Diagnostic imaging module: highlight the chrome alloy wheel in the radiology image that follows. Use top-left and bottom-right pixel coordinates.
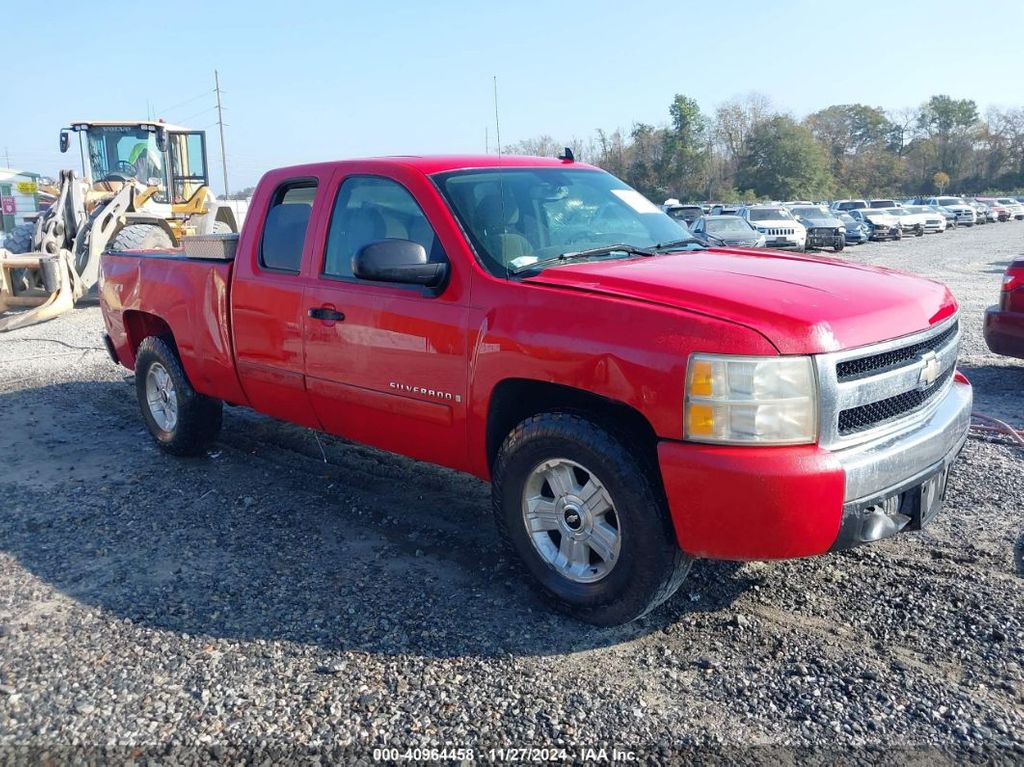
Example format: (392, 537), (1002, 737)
(145, 362), (178, 432)
(521, 458), (621, 583)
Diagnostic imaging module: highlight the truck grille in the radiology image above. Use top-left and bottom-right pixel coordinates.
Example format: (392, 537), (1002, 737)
(815, 316), (961, 448)
(836, 321), (959, 381)
(760, 227), (795, 236)
(838, 367), (954, 435)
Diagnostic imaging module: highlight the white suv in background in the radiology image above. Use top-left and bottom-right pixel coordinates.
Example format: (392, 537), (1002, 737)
(925, 196), (977, 226)
(738, 205), (807, 249)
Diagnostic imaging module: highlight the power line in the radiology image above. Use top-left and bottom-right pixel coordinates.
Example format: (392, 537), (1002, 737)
(155, 90), (215, 117)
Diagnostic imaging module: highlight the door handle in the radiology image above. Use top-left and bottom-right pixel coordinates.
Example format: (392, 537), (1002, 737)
(308, 306), (345, 322)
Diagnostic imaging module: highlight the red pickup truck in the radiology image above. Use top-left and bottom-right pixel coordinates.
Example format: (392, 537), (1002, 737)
(99, 155), (972, 625)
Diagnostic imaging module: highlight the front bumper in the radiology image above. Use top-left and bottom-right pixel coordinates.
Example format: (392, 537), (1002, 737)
(984, 305), (1024, 358)
(869, 225), (900, 240)
(658, 379), (972, 560)
(805, 229), (841, 248)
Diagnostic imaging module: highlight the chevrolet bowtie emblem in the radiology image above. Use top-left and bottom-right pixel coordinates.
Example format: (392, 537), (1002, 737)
(917, 351), (941, 389)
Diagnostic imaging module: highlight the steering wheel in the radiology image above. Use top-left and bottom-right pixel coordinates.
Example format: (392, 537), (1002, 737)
(114, 160), (137, 176)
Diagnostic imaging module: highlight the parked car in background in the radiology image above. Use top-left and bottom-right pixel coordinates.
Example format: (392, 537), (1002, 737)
(787, 205), (845, 252)
(897, 205), (946, 234)
(886, 208), (925, 236)
(996, 197), (1024, 220)
(738, 205), (807, 249)
(831, 199), (868, 213)
(849, 208), (902, 241)
(709, 203), (741, 216)
(837, 212), (871, 244)
(977, 198), (1010, 222)
(924, 197), (976, 226)
(868, 198), (900, 209)
(690, 215), (766, 248)
(661, 201), (705, 226)
(984, 258), (1024, 359)
(933, 206), (959, 228)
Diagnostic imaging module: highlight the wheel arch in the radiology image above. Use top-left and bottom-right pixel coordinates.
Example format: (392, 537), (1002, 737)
(485, 378), (660, 476)
(121, 310), (175, 368)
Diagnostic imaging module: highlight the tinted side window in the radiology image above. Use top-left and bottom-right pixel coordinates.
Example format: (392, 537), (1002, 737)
(259, 181), (317, 273)
(323, 176), (446, 279)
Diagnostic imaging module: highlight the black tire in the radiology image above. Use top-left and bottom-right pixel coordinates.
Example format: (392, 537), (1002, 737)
(492, 412), (692, 625)
(109, 223), (174, 252)
(135, 336), (222, 457)
(915, 225), (924, 237)
(893, 228), (903, 241)
(3, 222), (36, 294)
(833, 234), (845, 253)
(3, 221), (34, 253)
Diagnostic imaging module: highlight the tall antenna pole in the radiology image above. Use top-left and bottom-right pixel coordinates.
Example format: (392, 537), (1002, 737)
(3, 147), (9, 168)
(214, 70), (230, 197)
(485, 126), (489, 154)
(492, 76), (502, 159)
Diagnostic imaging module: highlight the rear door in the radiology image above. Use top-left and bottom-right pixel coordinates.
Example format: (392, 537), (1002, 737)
(302, 171), (471, 470)
(231, 175), (327, 427)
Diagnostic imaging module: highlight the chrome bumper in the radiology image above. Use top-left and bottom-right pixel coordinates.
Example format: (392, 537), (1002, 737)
(835, 379), (972, 505)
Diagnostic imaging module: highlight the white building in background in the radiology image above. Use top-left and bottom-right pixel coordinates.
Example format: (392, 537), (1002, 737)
(0, 168), (45, 238)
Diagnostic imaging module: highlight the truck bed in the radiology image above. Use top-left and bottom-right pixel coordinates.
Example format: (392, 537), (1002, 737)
(100, 250), (248, 406)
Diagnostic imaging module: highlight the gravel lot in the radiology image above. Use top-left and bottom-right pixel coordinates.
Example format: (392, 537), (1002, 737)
(0, 222), (1022, 761)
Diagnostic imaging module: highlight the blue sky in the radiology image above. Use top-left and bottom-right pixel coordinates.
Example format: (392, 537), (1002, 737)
(4, 0), (1022, 192)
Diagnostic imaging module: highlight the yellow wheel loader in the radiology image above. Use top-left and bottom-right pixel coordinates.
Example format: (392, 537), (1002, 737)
(0, 120), (239, 331)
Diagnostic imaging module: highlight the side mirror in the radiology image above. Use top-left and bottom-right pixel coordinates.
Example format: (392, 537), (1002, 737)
(59, 130), (70, 153)
(156, 127), (169, 153)
(353, 239), (448, 287)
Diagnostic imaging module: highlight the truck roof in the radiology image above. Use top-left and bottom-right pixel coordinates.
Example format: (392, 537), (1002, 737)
(267, 154), (598, 177)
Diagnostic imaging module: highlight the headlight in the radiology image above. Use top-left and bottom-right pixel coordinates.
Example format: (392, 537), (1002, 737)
(684, 354), (817, 445)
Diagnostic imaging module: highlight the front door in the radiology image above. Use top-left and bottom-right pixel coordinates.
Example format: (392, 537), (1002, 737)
(302, 174), (469, 470)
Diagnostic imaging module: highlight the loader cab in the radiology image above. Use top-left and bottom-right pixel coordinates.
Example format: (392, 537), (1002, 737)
(61, 122), (211, 206)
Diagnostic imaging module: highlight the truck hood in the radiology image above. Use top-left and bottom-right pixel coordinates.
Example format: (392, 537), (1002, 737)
(524, 248), (957, 354)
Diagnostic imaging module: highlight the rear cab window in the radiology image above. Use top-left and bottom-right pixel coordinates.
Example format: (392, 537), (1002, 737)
(259, 180), (318, 273)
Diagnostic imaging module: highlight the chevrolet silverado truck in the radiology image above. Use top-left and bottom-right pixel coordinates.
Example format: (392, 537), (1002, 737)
(99, 155), (972, 626)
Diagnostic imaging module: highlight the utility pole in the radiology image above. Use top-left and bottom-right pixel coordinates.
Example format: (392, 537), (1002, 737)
(485, 126), (489, 154)
(3, 147), (10, 169)
(214, 70), (230, 197)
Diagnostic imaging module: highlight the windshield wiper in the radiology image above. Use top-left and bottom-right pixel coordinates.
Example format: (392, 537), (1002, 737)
(511, 243), (656, 274)
(652, 237), (707, 251)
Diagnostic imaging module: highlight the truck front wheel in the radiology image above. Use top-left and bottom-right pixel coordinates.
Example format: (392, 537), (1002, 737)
(135, 336), (222, 456)
(492, 412), (691, 625)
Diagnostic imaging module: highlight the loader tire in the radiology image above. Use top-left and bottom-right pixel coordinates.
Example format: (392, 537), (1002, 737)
(3, 222), (37, 294)
(3, 222), (35, 254)
(109, 223), (174, 252)
(135, 336), (223, 457)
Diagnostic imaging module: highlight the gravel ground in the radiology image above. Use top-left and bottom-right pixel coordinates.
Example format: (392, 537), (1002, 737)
(0, 222), (1022, 762)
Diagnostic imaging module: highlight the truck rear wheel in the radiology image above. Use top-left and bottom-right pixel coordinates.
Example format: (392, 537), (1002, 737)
(492, 412), (691, 625)
(135, 336), (222, 456)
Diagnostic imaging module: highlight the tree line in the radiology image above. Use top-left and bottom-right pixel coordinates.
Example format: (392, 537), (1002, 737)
(505, 93), (1024, 203)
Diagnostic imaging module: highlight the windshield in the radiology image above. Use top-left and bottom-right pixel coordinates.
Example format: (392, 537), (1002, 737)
(706, 217), (754, 235)
(936, 197), (960, 206)
(838, 213), (856, 224)
(747, 208), (793, 221)
(790, 206), (830, 220)
(665, 206), (701, 222)
(434, 168), (690, 275)
(85, 126), (167, 200)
